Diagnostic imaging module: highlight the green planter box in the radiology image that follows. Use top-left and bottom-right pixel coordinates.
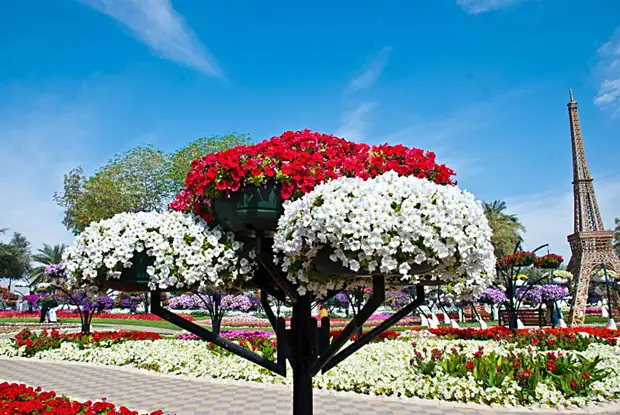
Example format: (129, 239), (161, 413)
(313, 246), (437, 281)
(213, 182), (284, 233)
(97, 252), (154, 292)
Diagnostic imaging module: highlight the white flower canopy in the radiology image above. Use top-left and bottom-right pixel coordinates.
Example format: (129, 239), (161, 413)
(273, 171), (496, 298)
(63, 211), (256, 292)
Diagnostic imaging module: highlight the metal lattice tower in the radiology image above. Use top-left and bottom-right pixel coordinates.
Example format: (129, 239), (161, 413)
(566, 90), (620, 326)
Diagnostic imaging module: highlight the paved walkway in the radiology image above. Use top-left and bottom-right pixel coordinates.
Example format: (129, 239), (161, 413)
(2, 358), (619, 415)
(93, 324), (179, 335)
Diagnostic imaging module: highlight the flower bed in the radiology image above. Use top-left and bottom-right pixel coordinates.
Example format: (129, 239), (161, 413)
(3, 334), (620, 407)
(12, 329), (161, 357)
(0, 311), (194, 321)
(0, 382), (163, 414)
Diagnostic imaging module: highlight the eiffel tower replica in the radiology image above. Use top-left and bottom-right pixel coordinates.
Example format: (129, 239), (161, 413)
(566, 90), (620, 326)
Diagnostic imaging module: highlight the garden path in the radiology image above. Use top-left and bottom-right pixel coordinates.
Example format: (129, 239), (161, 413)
(1, 357), (618, 415)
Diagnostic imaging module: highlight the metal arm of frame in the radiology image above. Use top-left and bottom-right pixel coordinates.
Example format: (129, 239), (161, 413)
(309, 276), (385, 376)
(321, 285), (425, 373)
(151, 289), (286, 377)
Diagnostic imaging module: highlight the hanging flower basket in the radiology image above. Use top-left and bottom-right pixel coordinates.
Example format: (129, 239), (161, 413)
(170, 130), (455, 225)
(273, 171), (495, 297)
(212, 181), (284, 233)
(64, 211), (257, 293)
(534, 253), (563, 269)
(499, 252), (536, 269)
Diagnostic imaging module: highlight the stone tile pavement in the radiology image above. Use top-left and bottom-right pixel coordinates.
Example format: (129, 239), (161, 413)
(1, 357), (618, 415)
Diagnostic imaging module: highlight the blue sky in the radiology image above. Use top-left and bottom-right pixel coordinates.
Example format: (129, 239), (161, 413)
(0, 0), (618, 260)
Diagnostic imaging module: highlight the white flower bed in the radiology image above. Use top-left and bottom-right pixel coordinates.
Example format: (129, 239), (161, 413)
(274, 172), (495, 297)
(2, 336), (619, 408)
(64, 211), (256, 291)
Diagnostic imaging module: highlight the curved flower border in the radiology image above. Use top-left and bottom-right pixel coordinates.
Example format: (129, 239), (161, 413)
(63, 211), (256, 292)
(273, 171), (495, 297)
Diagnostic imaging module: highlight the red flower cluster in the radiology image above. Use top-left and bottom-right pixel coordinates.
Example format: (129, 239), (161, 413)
(496, 251), (537, 269)
(169, 130), (455, 221)
(534, 253), (564, 269)
(0, 382), (164, 414)
(0, 311), (194, 321)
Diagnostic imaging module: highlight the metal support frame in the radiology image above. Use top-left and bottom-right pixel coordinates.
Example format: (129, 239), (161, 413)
(150, 234), (428, 415)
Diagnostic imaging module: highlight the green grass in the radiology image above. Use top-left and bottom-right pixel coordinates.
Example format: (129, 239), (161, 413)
(0, 317), (183, 331)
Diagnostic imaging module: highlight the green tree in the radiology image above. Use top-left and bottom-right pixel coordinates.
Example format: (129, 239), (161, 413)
(168, 133), (250, 190)
(614, 218), (619, 257)
(483, 200), (526, 258)
(54, 146), (173, 234)
(55, 135), (250, 234)
(29, 244), (66, 288)
(0, 231), (31, 290)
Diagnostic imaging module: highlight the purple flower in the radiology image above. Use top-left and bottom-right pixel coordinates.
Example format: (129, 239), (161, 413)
(477, 288), (507, 305)
(44, 262), (67, 279)
(539, 284), (568, 302)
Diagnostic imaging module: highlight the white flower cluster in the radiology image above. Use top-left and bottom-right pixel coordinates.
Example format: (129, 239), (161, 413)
(63, 211), (256, 291)
(273, 171), (495, 297)
(3, 336), (620, 408)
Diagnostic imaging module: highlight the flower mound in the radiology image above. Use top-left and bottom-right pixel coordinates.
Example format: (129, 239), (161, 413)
(170, 129), (455, 221)
(64, 211), (256, 291)
(274, 171), (495, 297)
(0, 382), (163, 414)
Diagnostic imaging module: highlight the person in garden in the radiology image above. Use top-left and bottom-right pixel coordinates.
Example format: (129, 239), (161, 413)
(318, 303), (329, 319)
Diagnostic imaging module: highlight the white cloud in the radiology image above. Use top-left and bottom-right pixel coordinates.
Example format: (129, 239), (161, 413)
(594, 29), (620, 117)
(77, 0), (222, 77)
(0, 95), (96, 251)
(343, 47), (392, 96)
(509, 179), (620, 260)
(335, 102), (375, 141)
(456, 0), (533, 14)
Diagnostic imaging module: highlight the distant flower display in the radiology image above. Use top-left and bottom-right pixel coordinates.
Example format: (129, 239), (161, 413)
(43, 262), (67, 279)
(534, 254), (564, 269)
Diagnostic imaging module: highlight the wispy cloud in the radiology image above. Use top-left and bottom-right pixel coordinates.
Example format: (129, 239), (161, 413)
(343, 47), (392, 96)
(337, 48), (391, 140)
(594, 28), (620, 117)
(336, 102), (375, 141)
(456, 0), (534, 14)
(509, 179), (620, 260)
(77, 0), (222, 77)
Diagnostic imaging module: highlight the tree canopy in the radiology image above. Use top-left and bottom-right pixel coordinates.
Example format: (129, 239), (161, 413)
(54, 134), (250, 234)
(483, 200), (525, 258)
(0, 230), (31, 290)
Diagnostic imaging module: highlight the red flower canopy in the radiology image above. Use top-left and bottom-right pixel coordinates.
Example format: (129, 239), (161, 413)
(170, 129), (455, 222)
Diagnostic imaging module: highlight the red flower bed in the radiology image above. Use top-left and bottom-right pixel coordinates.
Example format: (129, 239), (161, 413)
(13, 329), (161, 357)
(0, 382), (165, 414)
(0, 311), (193, 321)
(170, 130), (455, 221)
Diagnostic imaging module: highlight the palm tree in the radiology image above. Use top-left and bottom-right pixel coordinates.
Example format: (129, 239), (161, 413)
(30, 244), (66, 288)
(483, 200), (526, 257)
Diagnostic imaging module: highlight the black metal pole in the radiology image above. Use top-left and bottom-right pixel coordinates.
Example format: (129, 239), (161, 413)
(291, 294), (313, 415)
(603, 264), (613, 319)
